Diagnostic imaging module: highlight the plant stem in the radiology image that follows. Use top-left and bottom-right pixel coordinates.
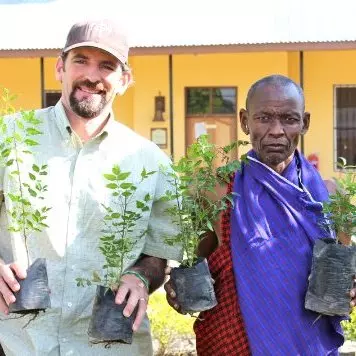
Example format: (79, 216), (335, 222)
(174, 177), (191, 266)
(13, 124), (30, 268)
(117, 186), (129, 283)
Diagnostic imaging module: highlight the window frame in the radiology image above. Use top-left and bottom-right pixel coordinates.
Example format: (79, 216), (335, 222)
(44, 90), (61, 108)
(333, 84), (356, 171)
(185, 86), (238, 117)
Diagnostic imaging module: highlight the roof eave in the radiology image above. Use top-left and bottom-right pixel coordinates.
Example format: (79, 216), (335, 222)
(1, 41), (356, 58)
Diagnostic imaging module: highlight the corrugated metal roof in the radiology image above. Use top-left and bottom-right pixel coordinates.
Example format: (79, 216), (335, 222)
(1, 0), (356, 50)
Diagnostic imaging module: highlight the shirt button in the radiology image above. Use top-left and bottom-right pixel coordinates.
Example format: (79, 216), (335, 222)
(62, 338), (67, 343)
(67, 302), (72, 308)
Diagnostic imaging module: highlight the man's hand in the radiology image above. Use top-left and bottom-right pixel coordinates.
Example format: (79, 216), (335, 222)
(0, 261), (27, 314)
(115, 273), (149, 332)
(164, 266), (185, 314)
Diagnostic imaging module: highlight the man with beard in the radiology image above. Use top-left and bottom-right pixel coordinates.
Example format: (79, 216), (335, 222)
(165, 75), (356, 355)
(0, 19), (182, 356)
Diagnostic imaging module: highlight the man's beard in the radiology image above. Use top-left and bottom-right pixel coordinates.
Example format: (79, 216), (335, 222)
(69, 81), (108, 119)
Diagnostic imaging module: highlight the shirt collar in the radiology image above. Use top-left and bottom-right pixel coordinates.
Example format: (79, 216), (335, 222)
(53, 100), (116, 142)
(53, 101), (72, 140)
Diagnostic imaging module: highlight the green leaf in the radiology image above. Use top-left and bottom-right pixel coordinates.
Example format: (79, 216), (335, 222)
(103, 174), (116, 181)
(144, 193), (151, 202)
(75, 278), (84, 287)
(106, 183), (118, 189)
(26, 128), (42, 135)
(16, 120), (25, 130)
(14, 132), (23, 142)
(92, 271), (101, 283)
(8, 193), (19, 202)
(224, 194), (234, 205)
(111, 212), (121, 219)
(1, 148), (10, 158)
(6, 159), (14, 166)
(117, 172), (130, 181)
(28, 188), (37, 197)
(29, 173), (36, 180)
(112, 165), (121, 175)
(26, 219), (34, 228)
(206, 220), (213, 231)
(120, 183), (133, 189)
(32, 164), (40, 172)
(24, 139), (38, 146)
(136, 201), (145, 209)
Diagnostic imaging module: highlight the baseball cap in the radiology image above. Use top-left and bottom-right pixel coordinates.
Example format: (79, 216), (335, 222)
(63, 19), (129, 64)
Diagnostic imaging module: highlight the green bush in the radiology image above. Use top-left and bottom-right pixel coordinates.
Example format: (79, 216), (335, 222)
(342, 308), (356, 340)
(148, 291), (195, 356)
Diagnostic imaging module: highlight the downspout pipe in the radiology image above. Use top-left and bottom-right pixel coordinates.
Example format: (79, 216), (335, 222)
(169, 54), (174, 158)
(40, 57), (45, 108)
(299, 51), (305, 154)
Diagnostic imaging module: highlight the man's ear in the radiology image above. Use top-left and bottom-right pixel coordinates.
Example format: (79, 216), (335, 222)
(55, 56), (64, 82)
(240, 108), (249, 135)
(301, 112), (310, 135)
(116, 72), (132, 96)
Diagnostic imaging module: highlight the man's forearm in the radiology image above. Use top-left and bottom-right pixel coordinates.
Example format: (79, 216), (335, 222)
(130, 254), (167, 294)
(197, 230), (219, 258)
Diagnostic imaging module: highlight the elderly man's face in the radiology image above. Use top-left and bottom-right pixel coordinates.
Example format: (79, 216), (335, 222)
(240, 84), (310, 171)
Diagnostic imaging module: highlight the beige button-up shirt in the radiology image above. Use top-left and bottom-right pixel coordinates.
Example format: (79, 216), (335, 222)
(0, 102), (182, 356)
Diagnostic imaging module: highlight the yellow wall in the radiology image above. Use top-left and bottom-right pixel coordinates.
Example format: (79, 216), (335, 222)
(1, 50), (354, 179)
(0, 58), (41, 110)
(303, 50), (356, 179)
(0, 57), (134, 129)
(287, 51), (300, 84)
(44, 57), (60, 91)
(171, 52), (289, 159)
(130, 55), (170, 154)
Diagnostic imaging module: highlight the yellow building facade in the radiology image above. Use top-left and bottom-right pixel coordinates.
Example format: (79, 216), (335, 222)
(0, 49), (355, 180)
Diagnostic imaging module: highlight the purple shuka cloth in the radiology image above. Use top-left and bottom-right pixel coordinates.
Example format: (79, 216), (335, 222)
(231, 150), (345, 356)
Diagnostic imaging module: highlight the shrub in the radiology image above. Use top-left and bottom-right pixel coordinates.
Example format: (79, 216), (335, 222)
(342, 308), (356, 340)
(148, 291), (196, 356)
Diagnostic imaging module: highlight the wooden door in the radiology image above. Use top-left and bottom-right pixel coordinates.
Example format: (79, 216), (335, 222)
(185, 116), (237, 160)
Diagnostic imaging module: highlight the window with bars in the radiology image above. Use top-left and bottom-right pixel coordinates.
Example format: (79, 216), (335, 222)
(334, 87), (356, 168)
(186, 87), (237, 116)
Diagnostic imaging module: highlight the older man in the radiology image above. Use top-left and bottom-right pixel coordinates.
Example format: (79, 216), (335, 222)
(166, 75), (355, 355)
(0, 19), (182, 356)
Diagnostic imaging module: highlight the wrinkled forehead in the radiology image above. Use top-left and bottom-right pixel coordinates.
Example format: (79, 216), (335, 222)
(249, 84), (304, 113)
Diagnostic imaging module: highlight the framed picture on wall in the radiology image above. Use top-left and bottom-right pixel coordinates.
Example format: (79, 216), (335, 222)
(151, 128), (168, 149)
